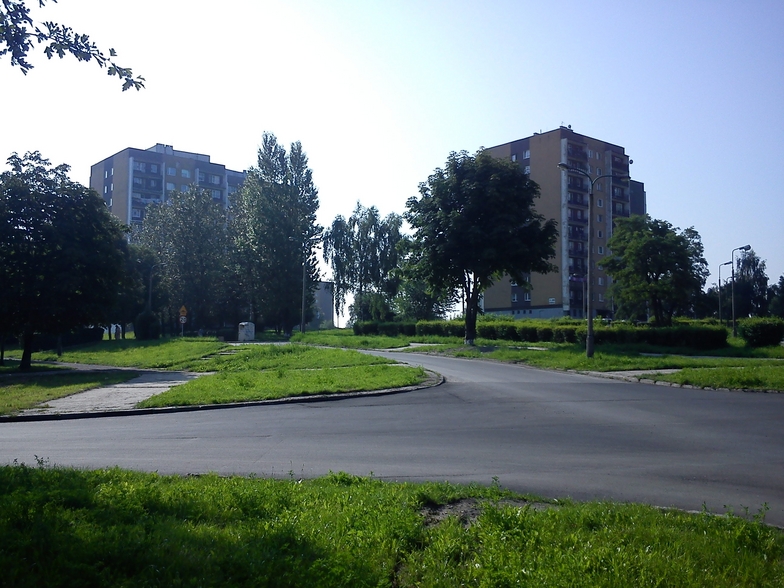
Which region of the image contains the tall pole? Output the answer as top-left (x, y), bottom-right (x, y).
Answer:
top-left (558, 163), bottom-right (629, 358)
top-left (731, 245), bottom-right (751, 337)
top-left (718, 261), bottom-right (731, 325)
top-left (300, 252), bottom-right (307, 333)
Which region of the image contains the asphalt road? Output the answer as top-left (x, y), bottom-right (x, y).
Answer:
top-left (2, 351), bottom-right (783, 525)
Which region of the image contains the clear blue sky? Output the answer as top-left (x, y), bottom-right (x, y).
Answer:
top-left (2, 0), bottom-right (782, 288)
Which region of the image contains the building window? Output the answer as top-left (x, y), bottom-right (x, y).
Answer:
top-left (209, 174), bottom-right (221, 185)
top-left (597, 230), bottom-right (603, 238)
top-left (512, 294), bottom-right (518, 303)
top-left (166, 182), bottom-right (175, 191)
top-left (597, 182), bottom-right (603, 192)
top-left (598, 277), bottom-right (604, 286)
top-left (167, 167), bottom-right (176, 176)
top-left (523, 149), bottom-right (530, 159)
top-left (597, 214), bottom-right (603, 223)
top-left (198, 172), bottom-right (206, 182)
top-left (598, 246), bottom-right (604, 255)
top-left (104, 170), bottom-right (108, 179)
top-left (150, 164), bottom-right (159, 174)
top-left (597, 198), bottom-right (603, 208)
top-left (598, 293), bottom-right (604, 302)
top-left (211, 189), bottom-right (221, 199)
top-left (511, 154), bottom-right (517, 162)
top-left (149, 179), bottom-right (159, 188)
top-left (524, 292), bottom-right (531, 301)
top-left (597, 168), bottom-right (602, 175)
top-left (132, 208), bottom-right (141, 219)
top-left (181, 184), bottom-right (189, 192)
top-left (133, 177), bottom-right (143, 186)
top-left (103, 186), bottom-right (107, 194)
top-left (181, 169), bottom-right (191, 178)
top-left (133, 161), bottom-right (146, 172)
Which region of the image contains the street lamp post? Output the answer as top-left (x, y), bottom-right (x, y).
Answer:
top-left (731, 244), bottom-right (751, 337)
top-left (718, 260), bottom-right (731, 325)
top-left (558, 163), bottom-right (630, 357)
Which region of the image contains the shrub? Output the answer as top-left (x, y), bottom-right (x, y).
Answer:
top-left (536, 326), bottom-right (553, 342)
top-left (134, 310), bottom-right (161, 340)
top-left (517, 324), bottom-right (539, 342)
top-left (552, 326), bottom-right (577, 343)
top-left (477, 323), bottom-right (498, 340)
top-left (738, 318), bottom-right (784, 347)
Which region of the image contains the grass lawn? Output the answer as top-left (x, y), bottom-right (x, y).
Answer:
top-left (138, 364), bottom-right (428, 407)
top-left (184, 343), bottom-right (398, 372)
top-left (641, 365), bottom-right (784, 391)
top-left (0, 371), bottom-right (139, 416)
top-left (0, 359), bottom-right (65, 375)
top-left (1, 465), bottom-right (781, 587)
top-left (10, 337), bottom-right (230, 369)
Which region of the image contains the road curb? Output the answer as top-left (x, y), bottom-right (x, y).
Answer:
top-left (0, 370), bottom-right (445, 423)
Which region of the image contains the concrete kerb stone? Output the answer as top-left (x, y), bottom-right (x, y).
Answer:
top-left (0, 369), bottom-right (445, 423)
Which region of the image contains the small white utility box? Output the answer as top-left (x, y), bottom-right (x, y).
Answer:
top-left (238, 322), bottom-right (255, 342)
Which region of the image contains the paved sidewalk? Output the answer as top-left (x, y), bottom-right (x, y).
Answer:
top-left (17, 370), bottom-right (204, 417)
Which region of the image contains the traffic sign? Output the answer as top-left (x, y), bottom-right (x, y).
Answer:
top-left (179, 306), bottom-right (187, 317)
top-left (179, 316), bottom-right (187, 324)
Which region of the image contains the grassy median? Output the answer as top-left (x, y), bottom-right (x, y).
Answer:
top-left (1, 464), bottom-right (781, 587)
top-left (0, 371), bottom-right (140, 416)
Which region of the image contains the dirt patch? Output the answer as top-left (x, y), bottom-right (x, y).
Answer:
top-left (420, 498), bottom-right (559, 528)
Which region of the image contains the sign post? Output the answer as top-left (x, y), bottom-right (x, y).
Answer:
top-left (179, 306), bottom-right (187, 336)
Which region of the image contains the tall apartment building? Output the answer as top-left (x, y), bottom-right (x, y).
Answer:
top-left (89, 144), bottom-right (246, 226)
top-left (483, 126), bottom-right (646, 319)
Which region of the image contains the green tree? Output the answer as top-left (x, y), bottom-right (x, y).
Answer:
top-left (137, 187), bottom-right (231, 333)
top-left (110, 243), bottom-right (158, 339)
top-left (231, 133), bottom-right (321, 334)
top-left (1, 0), bottom-right (143, 89)
top-left (0, 151), bottom-right (127, 370)
top-left (768, 275), bottom-right (784, 318)
top-left (734, 249), bottom-right (769, 318)
top-left (605, 215), bottom-right (708, 326)
top-left (322, 203), bottom-right (404, 323)
top-left (404, 149), bottom-right (557, 344)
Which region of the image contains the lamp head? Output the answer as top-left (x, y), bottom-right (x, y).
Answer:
top-left (557, 162), bottom-right (570, 171)
top-left (741, 244), bottom-right (751, 251)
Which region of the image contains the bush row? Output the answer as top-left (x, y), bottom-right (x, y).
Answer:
top-left (413, 319), bottom-right (728, 349)
top-left (352, 321), bottom-right (417, 337)
top-left (738, 318), bottom-right (784, 347)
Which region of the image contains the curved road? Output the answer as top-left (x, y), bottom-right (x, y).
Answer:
top-left (2, 351), bottom-right (783, 525)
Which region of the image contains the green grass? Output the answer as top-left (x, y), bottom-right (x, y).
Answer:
top-left (292, 331), bottom-right (415, 349)
top-left (1, 465), bottom-right (781, 587)
top-left (0, 358), bottom-right (66, 375)
top-left (138, 364), bottom-right (428, 407)
top-left (642, 365), bottom-right (784, 391)
top-left (184, 343), bottom-right (397, 372)
top-left (0, 372), bottom-right (139, 416)
top-left (9, 338), bottom-right (230, 370)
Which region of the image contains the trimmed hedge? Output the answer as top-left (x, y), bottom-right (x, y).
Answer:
top-left (738, 318), bottom-right (784, 347)
top-left (578, 324), bottom-right (728, 350)
top-left (353, 321), bottom-right (417, 337)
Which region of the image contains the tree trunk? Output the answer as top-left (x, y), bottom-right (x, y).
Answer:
top-left (0, 334), bottom-right (5, 366)
top-left (464, 286), bottom-right (479, 346)
top-left (56, 334), bottom-right (63, 357)
top-left (20, 327), bottom-right (34, 372)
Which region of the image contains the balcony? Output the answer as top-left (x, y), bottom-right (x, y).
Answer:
top-left (612, 209), bottom-right (630, 218)
top-left (611, 156), bottom-right (629, 172)
top-left (568, 249), bottom-right (587, 258)
top-left (567, 179), bottom-right (588, 192)
top-left (568, 193), bottom-right (588, 207)
top-left (611, 191), bottom-right (629, 202)
top-left (568, 231), bottom-right (588, 241)
top-left (567, 145), bottom-right (588, 160)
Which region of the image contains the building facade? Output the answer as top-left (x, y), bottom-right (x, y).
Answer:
top-left (483, 126), bottom-right (646, 319)
top-left (89, 144), bottom-right (246, 227)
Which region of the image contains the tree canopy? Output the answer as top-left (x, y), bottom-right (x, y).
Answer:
top-left (231, 133), bottom-right (322, 334)
top-left (0, 151), bottom-right (127, 369)
top-left (734, 249), bottom-right (769, 318)
top-left (605, 215), bottom-right (708, 325)
top-left (404, 149), bottom-right (557, 343)
top-left (322, 202), bottom-right (404, 323)
top-left (1, 0), bottom-right (143, 90)
top-left (136, 186), bottom-right (233, 333)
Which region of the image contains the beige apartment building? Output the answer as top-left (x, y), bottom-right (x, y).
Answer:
top-left (483, 126), bottom-right (646, 319)
top-left (89, 144), bottom-right (246, 227)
